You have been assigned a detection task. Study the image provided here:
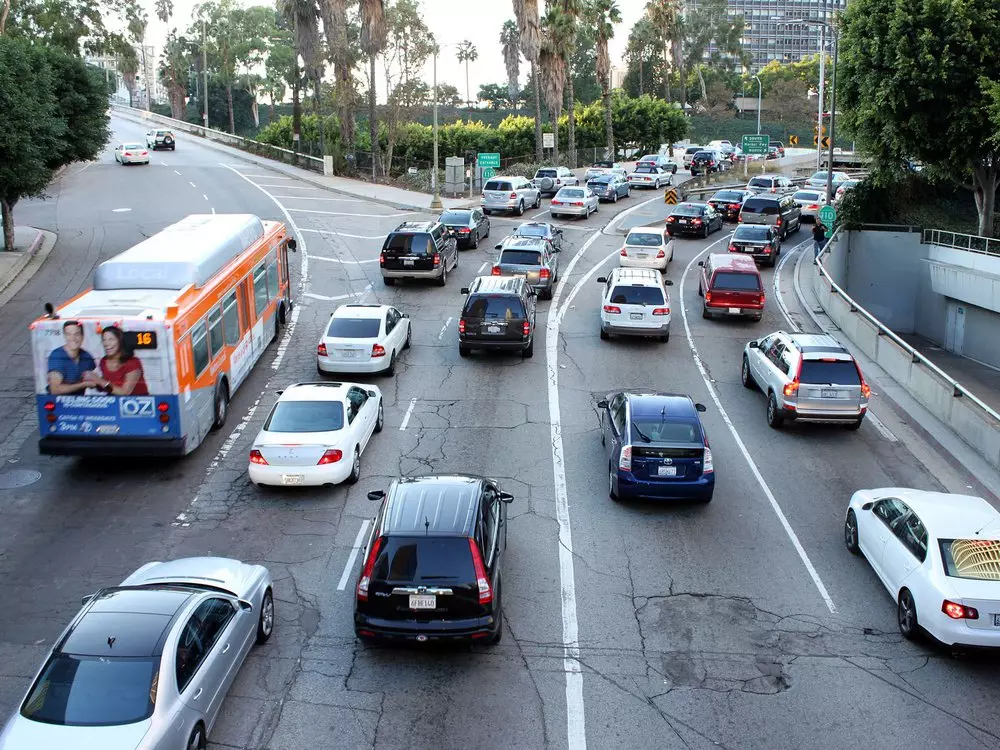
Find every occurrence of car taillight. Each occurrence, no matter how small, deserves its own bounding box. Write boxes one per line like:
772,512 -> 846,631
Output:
728,244 -> 737,252
770,188 -> 777,193
856,364 -> 871,398
317,342 -> 328,356
249,449 -> 268,465
775,218 -> 783,226
618,445 -> 631,471
705,292 -> 712,303
379,253 -> 386,266
571,201 -> 583,206
783,381 -> 799,397
317,449 -> 342,464
371,344 -> 386,357
468,537 -> 493,604
656,249 -> 665,258
603,305 -> 621,314
509,192 -> 518,199
458,227 -> 470,233
141,150 -> 148,155
666,216 -> 676,223
491,266 -> 501,276
942,600 -> 978,619
620,247 -> 628,256
807,204 -> 820,210
539,268 -> 550,280
522,321 -> 531,336
356,536 -> 385,601
652,307 -> 670,315
693,218 -> 703,225
703,447 -> 714,474
433,253 -> 441,266
737,215 -> 743,222
123,151 -> 132,156
729,203 -> 740,210
458,319 -> 466,334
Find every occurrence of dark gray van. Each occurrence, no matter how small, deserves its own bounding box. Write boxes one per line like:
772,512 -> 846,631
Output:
738,194 -> 802,240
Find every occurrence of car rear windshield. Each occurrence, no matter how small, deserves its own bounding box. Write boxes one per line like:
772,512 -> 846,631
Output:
326,317 -> 381,339
713,191 -> 743,202
749,177 -> 775,187
741,198 -> 779,215
733,226 -> 771,241
798,360 -> 861,385
631,418 -> 700,443
685,146 -> 702,154
693,151 -> 714,159
372,536 -> 475,583
711,272 -> 761,292
536,169 -> 557,177
440,211 -> 471,223
626,232 -> 663,247
939,539 -> 1000,580
634,166 -> 657,173
484,180 -> 511,192
672,205 -> 702,216
500,249 -> 543,265
639,155 -> 657,161
609,286 -> 665,305
466,294 -> 526,320
385,233 -> 432,255
559,189 -> 584,199
588,177 -> 611,185
21,654 -> 157,726
794,191 -> 821,201
515,225 -> 548,238
810,171 -> 827,181
265,400 -> 345,432
123,143 -> 145,150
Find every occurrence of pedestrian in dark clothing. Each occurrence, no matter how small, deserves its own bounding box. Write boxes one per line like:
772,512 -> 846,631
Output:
812,223 -> 827,260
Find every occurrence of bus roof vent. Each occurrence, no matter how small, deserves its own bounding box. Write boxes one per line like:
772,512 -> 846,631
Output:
93,214 -> 265,291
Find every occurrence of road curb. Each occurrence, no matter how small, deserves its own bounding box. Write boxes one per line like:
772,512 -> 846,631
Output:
0,229 -> 56,309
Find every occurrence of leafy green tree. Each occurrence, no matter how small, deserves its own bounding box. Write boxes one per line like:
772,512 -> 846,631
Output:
44,47 -> 111,168
624,16 -> 661,98
569,22 -> 600,105
456,40 -> 478,119
478,83 -> 511,109
3,0 -> 144,56
763,78 -> 811,123
839,0 -> 1000,236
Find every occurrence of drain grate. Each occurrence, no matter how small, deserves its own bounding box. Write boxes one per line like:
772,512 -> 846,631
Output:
0,470 -> 42,489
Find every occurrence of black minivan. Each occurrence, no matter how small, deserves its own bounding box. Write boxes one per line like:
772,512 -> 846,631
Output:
458,275 -> 537,358
355,475 -> 514,644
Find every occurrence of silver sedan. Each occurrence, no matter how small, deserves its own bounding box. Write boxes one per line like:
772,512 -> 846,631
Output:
0,557 -> 274,750
549,186 -> 599,219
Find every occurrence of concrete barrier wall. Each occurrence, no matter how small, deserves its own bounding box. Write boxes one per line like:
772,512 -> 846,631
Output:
843,231 -> 925,333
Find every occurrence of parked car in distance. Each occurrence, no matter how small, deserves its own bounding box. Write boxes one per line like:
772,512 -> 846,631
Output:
380,220 -> 459,287
708,189 -> 751,221
806,170 -> 852,189
145,129 -> 176,150
698,253 -> 765,321
619,225 -> 673,272
738,194 -> 802,240
628,164 -> 670,189
491,236 -> 560,300
745,174 -> 795,195
481,176 -> 541,216
438,208 -> 490,248
741,331 -> 870,429
597,268 -> 674,342
532,166 -> 579,196
637,154 -> 678,174
511,221 -> 564,251
458,275 -> 537,358
587,172 -> 631,202
666,202 -> 724,238
729,224 -> 782,267
598,391 -> 714,503
550,186 -> 599,219
114,142 -> 150,165
585,161 -> 626,180
316,303 -> 410,376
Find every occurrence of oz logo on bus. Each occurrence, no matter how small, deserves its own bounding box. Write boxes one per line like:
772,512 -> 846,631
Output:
119,396 -> 155,418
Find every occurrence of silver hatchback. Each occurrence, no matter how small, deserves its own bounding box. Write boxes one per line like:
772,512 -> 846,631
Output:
491,236 -> 560,299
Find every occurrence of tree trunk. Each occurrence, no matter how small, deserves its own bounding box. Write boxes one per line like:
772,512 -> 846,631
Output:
566,74 -> 576,168
532,63 -> 543,162
602,87 -> 614,160
662,46 -> 669,101
551,109 -> 560,166
226,84 -> 235,133
973,166 -> 999,237
369,54 -> 379,179
292,71 -> 301,156
466,62 -> 472,120
639,59 -> 644,97
251,97 -> 259,129
1,199 -> 14,253
269,100 -> 275,125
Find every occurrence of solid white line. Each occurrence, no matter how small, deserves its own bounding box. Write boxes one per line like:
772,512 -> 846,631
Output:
173,169 -> 181,176
605,192 -> 669,234
680,236 -> 838,614
772,240 -> 806,327
271,195 -> 363,202
399,398 -> 417,431
438,317 -> 452,340
477,261 -> 488,274
866,411 -> 899,442
309,254 -> 379,265
336,520 -> 372,591
531,208 -> 551,219
299,228 -> 384,240
203,193 -> 209,202
189,181 -> 196,188
254,184 -> 318,190
289,208 -> 418,218
160,161 -> 168,166
239,174 -> 293,179
304,288 -> 369,302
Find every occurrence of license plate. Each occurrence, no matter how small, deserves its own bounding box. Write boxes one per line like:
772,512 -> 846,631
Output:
338,349 -> 359,358
403,258 -> 415,266
820,389 -> 844,399
630,313 -> 643,320
409,595 -> 435,610
657,465 -> 677,477
728,307 -> 741,314
993,614 -> 1000,626
635,253 -> 648,259
679,219 -> 688,224
96,425 -> 120,434
281,474 -> 304,485
487,325 -> 502,334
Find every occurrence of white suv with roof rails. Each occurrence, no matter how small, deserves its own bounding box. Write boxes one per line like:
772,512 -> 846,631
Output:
596,267 -> 675,342
741,331 -> 871,430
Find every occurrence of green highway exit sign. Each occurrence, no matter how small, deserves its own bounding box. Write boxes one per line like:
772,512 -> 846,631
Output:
478,153 -> 501,169
741,134 -> 770,155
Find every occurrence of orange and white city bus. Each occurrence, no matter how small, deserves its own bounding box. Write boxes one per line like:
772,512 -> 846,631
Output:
30,213 -> 297,456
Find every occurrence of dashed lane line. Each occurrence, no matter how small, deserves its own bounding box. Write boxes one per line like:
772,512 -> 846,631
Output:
336,520 -> 372,591
438,317 -> 452,340
299,228 -> 384,240
399,398 -> 417,431
288,208 -> 420,218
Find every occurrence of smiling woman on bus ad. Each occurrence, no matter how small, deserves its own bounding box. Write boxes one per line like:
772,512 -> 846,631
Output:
82,326 -> 150,396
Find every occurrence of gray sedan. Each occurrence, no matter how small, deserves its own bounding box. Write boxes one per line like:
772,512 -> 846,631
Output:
492,236 -> 561,299
0,557 -> 274,750
587,173 -> 631,202
550,186 -> 599,219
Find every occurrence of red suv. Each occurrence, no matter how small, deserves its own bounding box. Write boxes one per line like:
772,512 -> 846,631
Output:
697,253 -> 765,321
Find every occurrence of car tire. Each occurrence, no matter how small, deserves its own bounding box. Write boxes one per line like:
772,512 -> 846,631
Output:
741,356 -> 755,389
522,339 -> 534,358
600,327 -> 609,340
437,263 -> 448,287
459,344 -> 471,357
404,325 -> 411,349
608,465 -> 619,502
702,305 -> 710,319
542,286 -> 553,300
471,232 -> 478,249
383,277 -> 395,286
211,382 -> 229,431
844,510 -> 861,555
374,400 -> 384,433
612,192 -> 618,203
384,351 -> 396,376
346,448 -> 361,485
256,588 -> 274,644
533,194 -> 541,208
660,331 -> 669,343
187,724 -> 207,750
766,392 -> 784,429
485,221 -> 491,237
702,225 -> 709,239
517,200 -> 525,216
698,490 -> 714,504
846,417 -> 864,431
897,589 -> 919,640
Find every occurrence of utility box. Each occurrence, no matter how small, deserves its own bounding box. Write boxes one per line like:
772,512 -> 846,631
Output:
445,156 -> 465,196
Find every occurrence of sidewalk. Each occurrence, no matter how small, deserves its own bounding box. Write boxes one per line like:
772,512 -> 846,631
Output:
0,226 -> 46,300
898,333 -> 1000,416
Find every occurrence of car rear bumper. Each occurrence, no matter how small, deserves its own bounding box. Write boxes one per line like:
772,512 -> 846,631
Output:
619,256 -> 667,271
482,199 -> 525,212
39,435 -> 186,456
121,155 -> 149,163
703,303 -> 763,320
382,266 -> 443,280
249,461 -> 353,486
317,355 -> 384,373
459,335 -> 531,351
355,612 -> 498,642
602,320 -> 670,337
778,404 -> 867,422
668,225 -> 707,236
551,204 -> 588,216
628,179 -> 658,188
729,249 -> 776,263
617,470 -> 714,501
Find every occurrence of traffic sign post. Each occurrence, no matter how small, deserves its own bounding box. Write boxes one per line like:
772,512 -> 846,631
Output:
478,152 -> 500,169
818,205 -> 837,226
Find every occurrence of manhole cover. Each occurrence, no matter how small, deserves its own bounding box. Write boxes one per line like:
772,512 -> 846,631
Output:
0,470 -> 42,489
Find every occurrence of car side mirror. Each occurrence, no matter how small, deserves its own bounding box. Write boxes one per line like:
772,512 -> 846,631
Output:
367,390 -> 377,398
367,490 -> 386,502
286,238 -> 298,252
664,279 -> 674,286
238,599 -> 253,612
596,276 -> 607,283
596,399 -> 609,409
401,312 -> 409,318
697,261 -> 704,267
748,340 -> 759,349
494,243 -> 502,250
460,287 -> 469,294
695,403 -> 707,413
499,491 -> 514,503
862,502 -> 874,511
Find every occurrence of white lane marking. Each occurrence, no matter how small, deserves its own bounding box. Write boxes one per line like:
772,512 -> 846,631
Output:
112,208 -> 131,213
254,184 -> 318,190
238,174 -> 293,179
605,192 -> 670,234
477,261 -> 489,274
772,240 -> 803,327
680,236 -> 838,614
309,255 -> 379,266
211,207 -> 216,214
866,411 -> 899,442
201,392 -> 264,481
189,181 -> 197,188
203,193 -> 209,202
548,229 -> 608,750
271,195 -> 363,203
304,285 -> 371,302
531,208 -> 551,219
288,208 -> 419,218
160,161 -> 168,166
399,398 -> 417,431
438,317 -> 452,340
173,170 -> 182,176
336,520 -> 372,591
299,228 -> 383,240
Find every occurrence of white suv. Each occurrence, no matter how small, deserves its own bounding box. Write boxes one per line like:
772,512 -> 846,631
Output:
481,176 -> 542,216
531,166 -> 580,196
595,267 -> 674,342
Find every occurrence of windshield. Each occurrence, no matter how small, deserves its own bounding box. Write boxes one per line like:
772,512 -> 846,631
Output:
809,171 -> 828,181
515,224 -> 548,238
741,199 -> 779,215
711,272 -> 761,292
940,539 -> 1000,580
21,654 -> 157,727
500,249 -> 543,265
609,286 -> 665,305
794,192 -> 822,201
372,537 -> 475,583
625,232 -> 663,247
466,295 -> 525,320
631,419 -> 700,443
385,234 -> 432,255
733,226 -> 772,242
798,360 -> 861,385
265,400 -> 345,432
326,317 -> 381,338
440,211 -> 471,223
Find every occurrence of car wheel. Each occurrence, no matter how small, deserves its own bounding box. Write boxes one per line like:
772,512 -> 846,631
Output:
187,725 -> 206,750
844,510 -> 860,555
404,325 -> 411,349
384,351 -> 396,376
437,263 -> 448,287
702,225 -> 709,239
897,589 -> 919,640
660,331 -> 669,343
459,344 -> 471,357
256,588 -> 274,643
600,327 -> 609,340
612,192 -> 618,203
485,221 -> 491,237
346,448 -> 361,485
846,417 -> 864,431
533,194 -> 541,208
608,465 -> 619,501
374,400 -> 384,433
383,277 -> 395,286
211,382 -> 229,430
522,338 -> 534,358
517,200 -> 525,216
741,356 -> 755,389
766,392 -> 784,429
471,232 -> 478,249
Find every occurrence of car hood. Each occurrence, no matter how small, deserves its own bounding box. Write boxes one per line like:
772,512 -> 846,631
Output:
0,716 -> 152,750
120,557 -> 255,598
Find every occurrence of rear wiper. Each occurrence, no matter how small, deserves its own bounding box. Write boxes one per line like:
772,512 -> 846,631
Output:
632,425 -> 653,443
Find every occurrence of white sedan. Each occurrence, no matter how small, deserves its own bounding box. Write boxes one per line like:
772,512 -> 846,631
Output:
113,142 -> 150,165
249,382 -> 383,487
845,487 -> 1000,647
619,225 -> 673,272
317,303 -> 410,376
549,187 -> 599,219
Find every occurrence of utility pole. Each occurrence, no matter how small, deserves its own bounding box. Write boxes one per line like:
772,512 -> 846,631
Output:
202,18 -> 209,129
825,31 -> 839,205
816,23 -> 826,171
430,47 -> 442,210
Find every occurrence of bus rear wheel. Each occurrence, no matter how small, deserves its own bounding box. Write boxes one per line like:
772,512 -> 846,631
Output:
211,383 -> 229,431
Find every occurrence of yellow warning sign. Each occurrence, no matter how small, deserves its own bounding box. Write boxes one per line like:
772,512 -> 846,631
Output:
664,188 -> 678,205
788,135 -> 799,146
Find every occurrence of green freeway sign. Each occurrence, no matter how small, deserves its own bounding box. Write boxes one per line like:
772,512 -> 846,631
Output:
478,153 -> 501,169
741,134 -> 770,155
482,167 -> 496,180
818,205 -> 837,226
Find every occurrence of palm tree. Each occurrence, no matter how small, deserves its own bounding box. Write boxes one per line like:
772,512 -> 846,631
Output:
321,0 -> 354,158
160,32 -> 190,119
512,0 -> 543,161
646,0 -> 683,105
555,0 -> 581,167
539,7 -> 571,166
500,20 -> 521,108
360,0 -> 387,177
278,0 -> 321,154
586,0 -> 621,159
456,40 -> 478,120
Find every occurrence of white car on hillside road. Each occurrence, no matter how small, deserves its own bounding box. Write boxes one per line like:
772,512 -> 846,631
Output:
114,142 -> 150,165
619,226 -> 673,272
316,303 -> 410,376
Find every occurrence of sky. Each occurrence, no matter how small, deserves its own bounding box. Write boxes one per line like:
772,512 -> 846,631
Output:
138,0 -> 648,103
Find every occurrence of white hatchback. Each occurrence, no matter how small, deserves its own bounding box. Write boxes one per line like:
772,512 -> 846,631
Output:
249,382 -> 383,487
317,304 -> 410,376
845,487 -> 1000,647
619,226 -> 673,272
596,267 -> 674,342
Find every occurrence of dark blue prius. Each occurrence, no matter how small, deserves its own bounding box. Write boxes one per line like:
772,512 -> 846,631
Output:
597,391 -> 715,503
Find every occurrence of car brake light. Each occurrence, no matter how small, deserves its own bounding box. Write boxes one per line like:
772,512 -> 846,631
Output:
783,357 -> 802,397
317,449 -> 343,464
656,249 -> 665,258
458,318 -> 466,334
571,201 -> 584,206
509,192 -> 518,199
124,151 -> 132,156
729,203 -> 740,209
603,305 -> 621,314
522,321 -> 531,336
942,600 -> 978,620
738,215 -> 743,222
458,227 -> 470,233
618,445 -> 632,471
807,204 -> 820,210
468,537 -> 493,604
666,216 -> 676,223
356,536 -> 385,601
249,449 -> 268,465
776,218 -> 782,226
491,266 -> 501,276
371,344 -> 386,357
433,253 -> 441,266
703,446 -> 714,474
379,253 -> 386,266
652,307 -> 670,315
728,244 -> 737,252
539,268 -> 550,280
693,218 -> 703,225
317,342 -> 327,356
620,247 -> 628,256
705,292 -> 712,303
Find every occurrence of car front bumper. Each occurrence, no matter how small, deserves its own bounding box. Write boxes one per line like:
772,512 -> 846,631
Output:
616,470 -> 714,501
249,460 -> 353,486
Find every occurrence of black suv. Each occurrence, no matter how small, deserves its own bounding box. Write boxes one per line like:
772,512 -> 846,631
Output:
380,221 -> 459,287
458,275 -> 537,358
355,474 -> 514,644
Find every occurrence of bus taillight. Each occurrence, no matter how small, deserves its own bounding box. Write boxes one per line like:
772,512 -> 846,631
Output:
158,402 -> 170,422
44,402 -> 55,411
157,402 -> 169,412
44,401 -> 56,422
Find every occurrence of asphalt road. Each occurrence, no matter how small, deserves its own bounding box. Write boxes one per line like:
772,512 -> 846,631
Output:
0,118 -> 997,750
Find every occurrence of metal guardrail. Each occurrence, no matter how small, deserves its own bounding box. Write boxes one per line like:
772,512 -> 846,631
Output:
923,228 -> 1000,257
816,229 -> 1000,422
680,175 -> 809,199
110,104 -> 326,174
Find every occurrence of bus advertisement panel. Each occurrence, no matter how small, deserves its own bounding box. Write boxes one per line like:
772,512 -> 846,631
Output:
32,318 -> 179,444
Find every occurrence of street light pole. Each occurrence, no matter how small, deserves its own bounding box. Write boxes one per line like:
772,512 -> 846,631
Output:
825,31 -> 839,205
202,18 -> 209,130
754,74 -> 762,135
430,46 -> 442,210
816,24 -> 825,171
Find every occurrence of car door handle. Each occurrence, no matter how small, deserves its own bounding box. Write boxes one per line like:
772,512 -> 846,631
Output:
192,688 -> 203,700
221,643 -> 230,654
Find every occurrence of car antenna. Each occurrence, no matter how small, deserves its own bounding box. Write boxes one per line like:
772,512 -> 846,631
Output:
107,636 -> 116,649
974,517 -> 999,536
424,516 -> 430,536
